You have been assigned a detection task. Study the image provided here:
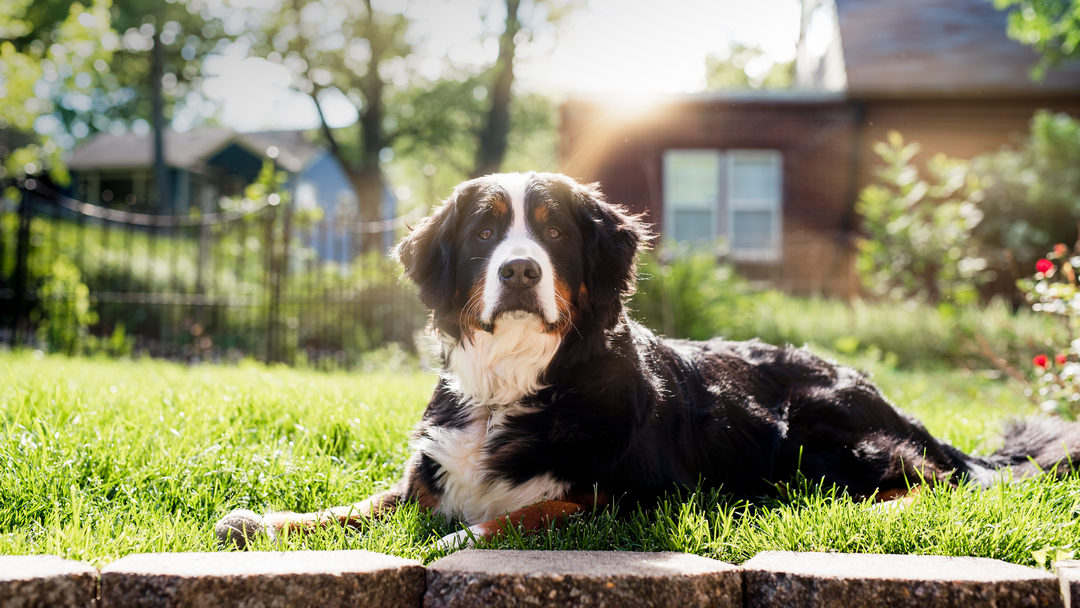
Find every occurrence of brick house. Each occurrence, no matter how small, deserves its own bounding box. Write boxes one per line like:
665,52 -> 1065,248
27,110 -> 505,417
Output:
559,0 -> 1080,295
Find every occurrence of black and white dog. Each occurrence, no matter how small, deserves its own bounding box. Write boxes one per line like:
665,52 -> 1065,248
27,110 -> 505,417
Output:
217,172 -> 1080,549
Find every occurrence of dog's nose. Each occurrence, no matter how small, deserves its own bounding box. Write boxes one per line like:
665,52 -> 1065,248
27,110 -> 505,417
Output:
498,258 -> 541,289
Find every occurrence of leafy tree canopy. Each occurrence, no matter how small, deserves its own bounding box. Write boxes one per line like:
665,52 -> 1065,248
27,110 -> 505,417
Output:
1,0 -> 113,187
994,0 -> 1080,77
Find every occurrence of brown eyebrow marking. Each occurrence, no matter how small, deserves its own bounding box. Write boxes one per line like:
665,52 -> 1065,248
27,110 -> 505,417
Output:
490,198 -> 508,217
533,204 -> 551,223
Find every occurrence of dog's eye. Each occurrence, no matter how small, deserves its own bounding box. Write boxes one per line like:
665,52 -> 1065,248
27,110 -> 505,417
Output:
478,228 -> 493,241
546,227 -> 561,240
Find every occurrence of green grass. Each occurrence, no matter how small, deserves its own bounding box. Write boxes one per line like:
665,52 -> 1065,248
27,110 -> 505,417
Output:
1,349 -> 1078,569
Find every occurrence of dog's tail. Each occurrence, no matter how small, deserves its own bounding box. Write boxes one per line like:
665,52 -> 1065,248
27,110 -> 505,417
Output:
970,418 -> 1080,483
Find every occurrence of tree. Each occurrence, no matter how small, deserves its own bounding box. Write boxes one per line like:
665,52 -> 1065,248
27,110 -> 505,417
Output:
704,43 -> 794,90
1,0 -> 113,190
242,0 -> 410,251
242,0 -> 571,248
471,0 -> 574,177
7,0 -> 227,210
994,0 -> 1080,77
8,0 -> 226,144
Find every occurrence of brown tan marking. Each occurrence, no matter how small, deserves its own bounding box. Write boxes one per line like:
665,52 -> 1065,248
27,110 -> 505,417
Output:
533,204 -> 551,223
470,499 -> 587,540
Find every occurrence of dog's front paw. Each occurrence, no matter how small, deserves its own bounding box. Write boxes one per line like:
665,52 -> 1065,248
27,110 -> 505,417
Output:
215,508 -> 277,549
434,527 -> 479,552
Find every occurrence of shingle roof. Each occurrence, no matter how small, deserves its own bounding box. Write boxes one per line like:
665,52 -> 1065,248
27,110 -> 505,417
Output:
67,128 -> 323,174
834,0 -> 1080,96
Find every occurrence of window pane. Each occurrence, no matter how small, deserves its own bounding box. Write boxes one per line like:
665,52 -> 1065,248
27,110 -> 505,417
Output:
732,210 -> 774,250
671,209 -> 715,243
731,155 -> 779,201
664,151 -> 720,210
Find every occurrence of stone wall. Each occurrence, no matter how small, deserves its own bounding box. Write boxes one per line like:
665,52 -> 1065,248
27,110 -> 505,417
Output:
3,549 -> 1077,607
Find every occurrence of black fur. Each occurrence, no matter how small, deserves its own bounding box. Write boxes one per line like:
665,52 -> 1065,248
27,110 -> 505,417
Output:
395,172 -> 1080,518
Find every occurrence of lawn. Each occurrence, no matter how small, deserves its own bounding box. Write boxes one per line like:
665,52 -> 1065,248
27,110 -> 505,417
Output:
1,349 -> 1079,569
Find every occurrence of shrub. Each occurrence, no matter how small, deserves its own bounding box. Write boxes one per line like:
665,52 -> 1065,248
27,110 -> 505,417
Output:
630,246 -> 753,340
36,256 -> 97,355
1017,244 -> 1080,417
855,131 -> 988,305
972,111 -> 1080,279
631,251 -> 1063,370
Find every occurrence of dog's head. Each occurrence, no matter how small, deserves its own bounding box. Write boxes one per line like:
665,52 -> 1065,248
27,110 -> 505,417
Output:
395,172 -> 646,342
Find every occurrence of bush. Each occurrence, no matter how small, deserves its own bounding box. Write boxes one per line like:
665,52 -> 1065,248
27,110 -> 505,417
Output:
973,111 -> 1080,278
855,131 -> 988,305
36,256 -> 97,355
630,246 -> 753,340
630,252 -> 1063,370
1017,245 -> 1080,417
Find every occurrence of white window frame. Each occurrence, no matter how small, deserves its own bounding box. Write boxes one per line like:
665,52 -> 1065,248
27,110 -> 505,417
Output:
726,150 -> 783,262
662,149 -> 721,245
662,148 -> 783,262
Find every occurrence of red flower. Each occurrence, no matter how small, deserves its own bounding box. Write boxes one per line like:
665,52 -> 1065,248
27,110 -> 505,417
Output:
1034,354 -> 1050,368
1054,243 -> 1068,257
1057,353 -> 1069,365
1037,258 -> 1054,274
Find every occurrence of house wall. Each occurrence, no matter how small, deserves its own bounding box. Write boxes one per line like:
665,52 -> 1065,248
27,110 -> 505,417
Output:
561,95 -> 1080,297
561,97 -> 859,295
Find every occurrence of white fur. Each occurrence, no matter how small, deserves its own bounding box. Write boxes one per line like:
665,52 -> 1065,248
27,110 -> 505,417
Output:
413,415 -> 570,525
481,173 -> 560,326
445,314 -> 561,407
434,526 -> 482,551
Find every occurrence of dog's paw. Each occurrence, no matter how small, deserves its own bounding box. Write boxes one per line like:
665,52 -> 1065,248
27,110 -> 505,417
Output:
215,509 -> 273,549
434,526 -> 480,552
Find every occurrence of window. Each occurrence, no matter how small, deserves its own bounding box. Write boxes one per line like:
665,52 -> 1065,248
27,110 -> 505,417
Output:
662,149 -> 782,261
728,150 -> 782,261
662,150 -> 721,244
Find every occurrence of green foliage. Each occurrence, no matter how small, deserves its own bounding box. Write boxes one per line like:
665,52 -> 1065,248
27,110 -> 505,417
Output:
994,0 -> 1080,77
630,247 -> 753,340
0,0 -> 113,184
972,111 -> 1080,273
704,42 -> 794,90
631,251 -> 1062,370
36,256 -> 98,355
856,131 -> 989,305
1016,244 -> 1080,417
10,0 -> 227,145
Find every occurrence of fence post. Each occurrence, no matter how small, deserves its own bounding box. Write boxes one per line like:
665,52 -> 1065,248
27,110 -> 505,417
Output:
12,186 -> 33,346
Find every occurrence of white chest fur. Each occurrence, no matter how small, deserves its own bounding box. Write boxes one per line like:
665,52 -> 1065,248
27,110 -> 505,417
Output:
412,414 -> 569,525
444,315 -> 561,407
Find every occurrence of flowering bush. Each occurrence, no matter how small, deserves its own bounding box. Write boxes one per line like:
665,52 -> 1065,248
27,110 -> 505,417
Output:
1018,243 -> 1080,417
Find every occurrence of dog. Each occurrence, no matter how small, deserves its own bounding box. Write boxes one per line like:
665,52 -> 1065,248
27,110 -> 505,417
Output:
217,171 -> 1080,550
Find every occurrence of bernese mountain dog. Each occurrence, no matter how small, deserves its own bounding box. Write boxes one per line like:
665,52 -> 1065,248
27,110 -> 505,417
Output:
217,171 -> 1080,550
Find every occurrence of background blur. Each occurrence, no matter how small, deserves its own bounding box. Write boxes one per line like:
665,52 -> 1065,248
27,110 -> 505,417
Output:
2,0 -> 1080,376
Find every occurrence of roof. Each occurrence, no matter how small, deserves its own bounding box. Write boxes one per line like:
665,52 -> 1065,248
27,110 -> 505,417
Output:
832,0 -> 1080,97
67,128 -> 323,174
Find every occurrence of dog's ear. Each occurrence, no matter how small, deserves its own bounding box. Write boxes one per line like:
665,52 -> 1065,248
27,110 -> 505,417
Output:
573,181 -> 650,323
393,192 -> 462,313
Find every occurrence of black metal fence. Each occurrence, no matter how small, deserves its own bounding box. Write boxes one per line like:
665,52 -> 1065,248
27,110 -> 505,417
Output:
0,180 -> 426,367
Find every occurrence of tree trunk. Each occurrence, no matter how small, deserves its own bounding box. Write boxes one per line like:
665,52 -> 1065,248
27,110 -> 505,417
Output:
473,0 -> 522,177
150,23 -> 169,212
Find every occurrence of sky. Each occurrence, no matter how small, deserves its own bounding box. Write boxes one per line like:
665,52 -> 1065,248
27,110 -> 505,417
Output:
199,0 -> 803,132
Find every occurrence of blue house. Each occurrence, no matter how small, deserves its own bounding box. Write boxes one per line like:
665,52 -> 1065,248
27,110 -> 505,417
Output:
66,128 -> 396,259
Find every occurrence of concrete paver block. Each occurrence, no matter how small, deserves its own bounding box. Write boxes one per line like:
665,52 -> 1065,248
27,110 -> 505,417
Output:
0,555 -> 99,608
99,550 -> 424,608
1053,560 -> 1080,608
425,549 -> 740,607
743,551 -> 1061,608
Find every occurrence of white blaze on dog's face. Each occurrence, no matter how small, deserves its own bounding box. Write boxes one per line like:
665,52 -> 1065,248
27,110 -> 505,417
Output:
479,173 -> 560,329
